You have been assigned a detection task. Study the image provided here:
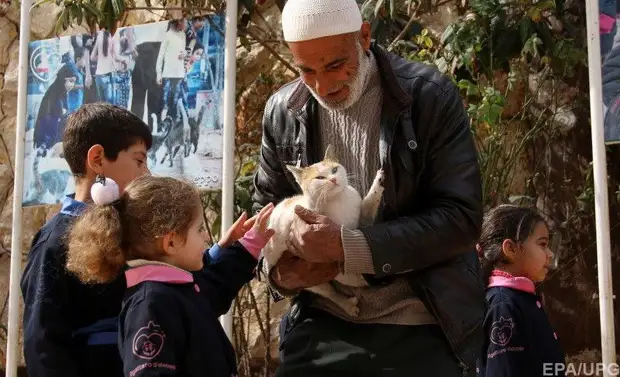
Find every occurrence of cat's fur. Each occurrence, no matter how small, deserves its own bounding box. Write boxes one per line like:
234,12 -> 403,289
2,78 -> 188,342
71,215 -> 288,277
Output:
262,145 -> 384,317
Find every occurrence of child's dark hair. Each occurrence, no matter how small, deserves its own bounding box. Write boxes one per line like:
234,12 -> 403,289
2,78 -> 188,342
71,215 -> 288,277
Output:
478,204 -> 548,283
66,175 -> 202,284
62,102 -> 152,178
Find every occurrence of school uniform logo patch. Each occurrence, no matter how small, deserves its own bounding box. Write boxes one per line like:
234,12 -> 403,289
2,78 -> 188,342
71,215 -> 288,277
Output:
490,317 -> 515,346
132,321 -> 166,360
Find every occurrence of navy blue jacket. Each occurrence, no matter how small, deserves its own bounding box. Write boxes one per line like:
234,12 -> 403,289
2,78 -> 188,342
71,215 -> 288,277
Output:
20,195 -> 126,377
477,273 -> 565,377
118,242 -> 257,377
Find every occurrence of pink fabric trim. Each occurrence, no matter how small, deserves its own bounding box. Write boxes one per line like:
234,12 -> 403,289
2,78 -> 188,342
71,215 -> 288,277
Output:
600,14 -> 616,34
238,227 -> 269,260
126,265 -> 193,287
488,269 -> 536,294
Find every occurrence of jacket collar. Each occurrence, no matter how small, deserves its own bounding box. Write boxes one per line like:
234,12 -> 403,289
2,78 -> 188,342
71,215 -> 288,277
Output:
125,260 -> 193,287
488,269 -> 536,294
285,42 -> 412,115
60,194 -> 88,217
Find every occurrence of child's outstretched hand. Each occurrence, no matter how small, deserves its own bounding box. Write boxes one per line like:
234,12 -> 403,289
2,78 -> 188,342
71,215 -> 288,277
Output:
218,211 -> 256,249
239,203 -> 275,259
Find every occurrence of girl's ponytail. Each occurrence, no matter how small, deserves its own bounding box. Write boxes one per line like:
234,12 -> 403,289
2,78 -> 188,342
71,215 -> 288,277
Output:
66,201 -> 126,284
67,177 -> 127,284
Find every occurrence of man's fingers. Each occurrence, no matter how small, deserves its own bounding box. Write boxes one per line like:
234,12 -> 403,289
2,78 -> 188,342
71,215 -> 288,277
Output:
294,205 -> 324,224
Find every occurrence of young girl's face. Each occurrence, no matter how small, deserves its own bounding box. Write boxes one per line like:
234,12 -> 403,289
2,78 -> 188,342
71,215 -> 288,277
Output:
508,221 -> 554,282
65,77 -> 77,92
192,49 -> 203,61
169,211 -> 209,272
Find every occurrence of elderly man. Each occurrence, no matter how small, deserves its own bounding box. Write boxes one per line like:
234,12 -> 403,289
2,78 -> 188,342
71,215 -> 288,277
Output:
252,0 -> 485,376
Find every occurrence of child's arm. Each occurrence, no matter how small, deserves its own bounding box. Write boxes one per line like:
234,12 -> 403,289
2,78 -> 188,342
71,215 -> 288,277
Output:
20,233 -> 81,377
197,204 -> 274,316
120,294 -> 185,377
197,241 -> 261,317
481,301 -> 530,377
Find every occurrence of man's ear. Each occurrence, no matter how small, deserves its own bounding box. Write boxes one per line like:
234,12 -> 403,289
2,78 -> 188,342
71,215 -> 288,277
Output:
360,22 -> 372,50
286,164 -> 303,184
501,239 -> 519,263
86,144 -> 105,175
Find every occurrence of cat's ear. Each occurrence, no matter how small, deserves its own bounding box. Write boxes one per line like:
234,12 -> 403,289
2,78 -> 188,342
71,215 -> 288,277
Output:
324,145 -> 337,162
285,165 -> 303,183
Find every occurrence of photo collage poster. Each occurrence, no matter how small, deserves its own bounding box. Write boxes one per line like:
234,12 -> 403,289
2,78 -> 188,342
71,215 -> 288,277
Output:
23,15 -> 226,206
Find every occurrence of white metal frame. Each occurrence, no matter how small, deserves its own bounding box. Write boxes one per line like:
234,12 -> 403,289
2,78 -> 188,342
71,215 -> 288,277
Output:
6,0 -> 33,375
585,0 -> 617,372
219,0 -> 238,339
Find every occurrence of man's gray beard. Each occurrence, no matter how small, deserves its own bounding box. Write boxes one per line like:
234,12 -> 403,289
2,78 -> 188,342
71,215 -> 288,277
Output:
307,43 -> 372,111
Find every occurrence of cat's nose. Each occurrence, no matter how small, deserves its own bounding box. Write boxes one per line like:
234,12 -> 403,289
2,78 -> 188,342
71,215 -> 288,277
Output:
329,177 -> 337,184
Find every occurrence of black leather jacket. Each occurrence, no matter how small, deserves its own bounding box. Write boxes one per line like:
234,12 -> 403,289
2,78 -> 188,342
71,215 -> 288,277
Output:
252,42 -> 486,373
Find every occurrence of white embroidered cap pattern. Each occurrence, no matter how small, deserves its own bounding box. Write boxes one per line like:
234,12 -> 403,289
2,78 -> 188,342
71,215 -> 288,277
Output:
281,0 -> 363,42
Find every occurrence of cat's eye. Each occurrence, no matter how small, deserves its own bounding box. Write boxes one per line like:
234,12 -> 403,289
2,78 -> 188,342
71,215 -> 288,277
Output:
331,167 -> 338,174
315,176 -> 326,180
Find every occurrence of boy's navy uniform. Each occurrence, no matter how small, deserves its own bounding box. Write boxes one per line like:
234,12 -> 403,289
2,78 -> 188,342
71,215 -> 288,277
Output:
119,242 -> 257,377
477,271 -> 565,377
20,196 -> 126,377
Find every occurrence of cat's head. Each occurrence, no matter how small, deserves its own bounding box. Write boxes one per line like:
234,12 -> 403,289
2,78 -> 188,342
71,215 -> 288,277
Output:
286,145 -> 348,199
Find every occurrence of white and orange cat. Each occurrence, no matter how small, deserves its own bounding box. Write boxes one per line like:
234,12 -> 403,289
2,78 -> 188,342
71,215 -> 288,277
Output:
262,145 -> 385,317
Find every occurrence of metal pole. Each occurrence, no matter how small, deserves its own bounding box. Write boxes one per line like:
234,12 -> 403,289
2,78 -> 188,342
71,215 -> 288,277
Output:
6,0 -> 32,375
584,0 -> 617,372
219,0 -> 238,341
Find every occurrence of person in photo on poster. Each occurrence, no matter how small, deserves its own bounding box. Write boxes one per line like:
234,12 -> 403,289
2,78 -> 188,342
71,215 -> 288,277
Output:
602,41 -> 620,143
156,19 -> 187,121
112,28 -> 137,109
61,35 -> 93,113
131,40 -> 163,132
91,29 -> 116,103
32,64 -> 77,155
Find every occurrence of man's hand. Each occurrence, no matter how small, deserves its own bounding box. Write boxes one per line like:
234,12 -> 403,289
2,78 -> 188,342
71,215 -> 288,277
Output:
270,250 -> 339,291
287,205 -> 344,263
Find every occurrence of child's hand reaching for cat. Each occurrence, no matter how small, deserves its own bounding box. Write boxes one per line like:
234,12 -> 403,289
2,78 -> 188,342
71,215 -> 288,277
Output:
218,211 -> 257,249
238,203 -> 276,259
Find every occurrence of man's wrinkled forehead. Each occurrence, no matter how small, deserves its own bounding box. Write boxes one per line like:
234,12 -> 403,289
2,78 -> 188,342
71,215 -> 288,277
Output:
290,34 -> 357,70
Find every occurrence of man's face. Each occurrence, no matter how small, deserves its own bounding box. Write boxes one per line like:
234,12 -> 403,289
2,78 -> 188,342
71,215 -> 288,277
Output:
289,24 -> 371,110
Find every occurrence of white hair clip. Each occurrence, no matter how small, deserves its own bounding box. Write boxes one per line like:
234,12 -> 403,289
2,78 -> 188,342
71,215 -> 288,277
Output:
90,175 -> 121,206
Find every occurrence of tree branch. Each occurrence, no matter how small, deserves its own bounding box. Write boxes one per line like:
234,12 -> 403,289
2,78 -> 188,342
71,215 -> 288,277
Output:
387,2 -> 422,51
242,28 -> 298,76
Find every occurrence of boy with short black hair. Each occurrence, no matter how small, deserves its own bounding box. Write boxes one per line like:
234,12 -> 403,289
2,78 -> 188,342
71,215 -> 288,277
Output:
20,102 -> 152,377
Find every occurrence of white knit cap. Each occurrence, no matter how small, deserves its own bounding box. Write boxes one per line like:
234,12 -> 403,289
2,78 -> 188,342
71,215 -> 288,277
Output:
282,0 -> 363,42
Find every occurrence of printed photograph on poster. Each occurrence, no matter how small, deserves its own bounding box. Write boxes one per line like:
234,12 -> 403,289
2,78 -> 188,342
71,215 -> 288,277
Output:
601,0 -> 620,144
22,15 -> 225,206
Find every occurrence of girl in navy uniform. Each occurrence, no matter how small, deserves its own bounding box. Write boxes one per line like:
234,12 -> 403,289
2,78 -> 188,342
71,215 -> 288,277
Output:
65,175 -> 275,377
476,205 -> 565,377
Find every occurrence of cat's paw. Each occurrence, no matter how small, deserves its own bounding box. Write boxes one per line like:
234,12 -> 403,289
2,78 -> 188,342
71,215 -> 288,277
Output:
375,169 -> 385,186
342,296 -> 360,317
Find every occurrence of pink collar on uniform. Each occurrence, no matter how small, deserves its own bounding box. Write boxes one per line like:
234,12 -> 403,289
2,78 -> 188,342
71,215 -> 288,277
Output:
125,262 -> 194,288
488,269 -> 536,294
